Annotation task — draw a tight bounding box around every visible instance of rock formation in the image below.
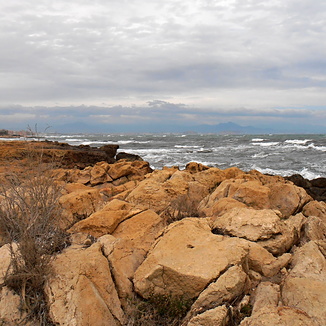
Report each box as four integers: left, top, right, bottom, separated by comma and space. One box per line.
0, 142, 325, 325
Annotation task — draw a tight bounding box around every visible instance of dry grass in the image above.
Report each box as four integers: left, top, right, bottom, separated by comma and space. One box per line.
161, 194, 200, 225
0, 148, 69, 325
126, 294, 193, 326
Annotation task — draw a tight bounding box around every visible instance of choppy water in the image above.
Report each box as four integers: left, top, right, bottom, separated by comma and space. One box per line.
12, 133, 326, 179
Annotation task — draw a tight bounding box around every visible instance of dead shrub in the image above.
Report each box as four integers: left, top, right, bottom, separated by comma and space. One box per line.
0, 149, 69, 325
126, 294, 193, 326
161, 194, 200, 224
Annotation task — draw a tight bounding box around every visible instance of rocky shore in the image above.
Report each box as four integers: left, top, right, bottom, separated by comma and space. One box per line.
0, 140, 325, 325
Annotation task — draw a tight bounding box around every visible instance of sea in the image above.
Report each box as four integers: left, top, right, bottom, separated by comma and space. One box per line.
6, 133, 326, 180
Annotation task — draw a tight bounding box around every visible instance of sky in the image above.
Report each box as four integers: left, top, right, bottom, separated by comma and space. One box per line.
0, 0, 326, 133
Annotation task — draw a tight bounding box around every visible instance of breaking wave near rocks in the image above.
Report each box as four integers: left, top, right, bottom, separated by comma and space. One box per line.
42, 133, 325, 180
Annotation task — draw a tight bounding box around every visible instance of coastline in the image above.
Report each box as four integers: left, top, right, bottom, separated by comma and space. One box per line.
0, 139, 325, 325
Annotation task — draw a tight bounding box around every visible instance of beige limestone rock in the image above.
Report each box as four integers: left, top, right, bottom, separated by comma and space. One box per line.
200, 176, 311, 218
191, 167, 227, 192
90, 162, 112, 185
211, 207, 282, 241
185, 162, 209, 174
97, 209, 165, 301
126, 169, 176, 212
281, 241, 326, 325
75, 166, 91, 184
46, 243, 125, 326
64, 182, 92, 194
301, 216, 326, 242
0, 244, 12, 283
251, 282, 280, 315
190, 265, 248, 314
240, 306, 318, 326
303, 200, 326, 223
59, 187, 104, 222
240, 281, 318, 326
68, 199, 143, 237
247, 242, 291, 277
257, 213, 305, 255
268, 183, 311, 218
108, 160, 151, 180
133, 218, 249, 299
201, 197, 247, 218
112, 209, 165, 251
0, 287, 25, 325
187, 305, 229, 326
99, 236, 147, 302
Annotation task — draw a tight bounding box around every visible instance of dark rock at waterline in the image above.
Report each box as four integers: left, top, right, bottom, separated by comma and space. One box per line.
41, 141, 119, 168
116, 152, 143, 162
285, 174, 326, 202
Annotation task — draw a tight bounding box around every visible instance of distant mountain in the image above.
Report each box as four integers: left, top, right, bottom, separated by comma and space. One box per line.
192, 122, 266, 134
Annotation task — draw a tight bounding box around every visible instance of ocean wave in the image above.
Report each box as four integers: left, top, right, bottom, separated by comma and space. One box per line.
174, 145, 200, 148
251, 165, 321, 180
299, 168, 321, 180
252, 142, 280, 147
308, 143, 326, 151
251, 138, 265, 142
284, 139, 312, 145
252, 152, 269, 158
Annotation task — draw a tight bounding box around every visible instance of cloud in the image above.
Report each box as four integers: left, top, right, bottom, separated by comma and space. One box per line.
0, 0, 325, 131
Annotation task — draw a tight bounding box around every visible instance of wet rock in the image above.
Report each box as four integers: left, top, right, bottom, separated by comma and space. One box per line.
116, 152, 143, 161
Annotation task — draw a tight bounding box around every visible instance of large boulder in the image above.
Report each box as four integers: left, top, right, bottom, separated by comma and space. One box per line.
210, 207, 283, 242
68, 199, 143, 237
281, 240, 326, 325
240, 282, 318, 326
59, 186, 104, 223
187, 305, 229, 326
108, 160, 152, 181
256, 213, 305, 255
46, 243, 125, 326
302, 200, 326, 223
133, 218, 250, 300
189, 265, 248, 315
200, 177, 311, 218
0, 287, 26, 325
98, 209, 165, 301
210, 208, 306, 255
247, 242, 291, 277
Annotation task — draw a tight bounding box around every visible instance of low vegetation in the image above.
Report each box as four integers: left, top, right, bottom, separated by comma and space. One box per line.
0, 150, 69, 325
126, 294, 193, 326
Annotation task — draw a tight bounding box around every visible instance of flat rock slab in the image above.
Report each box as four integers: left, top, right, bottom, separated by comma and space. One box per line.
133, 218, 250, 299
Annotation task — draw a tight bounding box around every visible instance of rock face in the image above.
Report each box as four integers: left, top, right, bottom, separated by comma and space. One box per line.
0, 148, 325, 326
281, 241, 326, 325
46, 243, 125, 326
286, 174, 326, 202
133, 218, 250, 299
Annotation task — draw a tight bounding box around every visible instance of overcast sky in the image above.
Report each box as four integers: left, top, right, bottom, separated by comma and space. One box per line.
1, 0, 326, 132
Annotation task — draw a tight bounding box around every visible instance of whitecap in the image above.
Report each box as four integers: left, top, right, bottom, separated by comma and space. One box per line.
252, 142, 279, 147
251, 138, 265, 142
300, 168, 321, 180
308, 143, 326, 152
284, 139, 311, 145
252, 152, 268, 158
174, 145, 200, 148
